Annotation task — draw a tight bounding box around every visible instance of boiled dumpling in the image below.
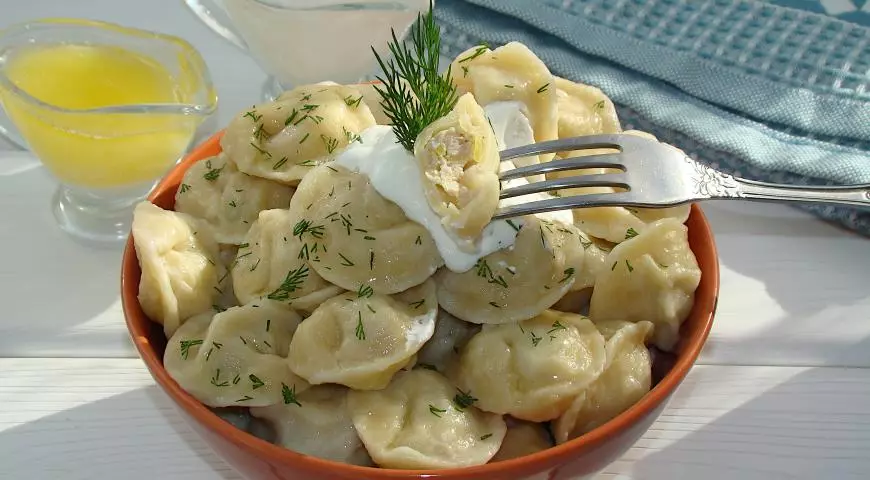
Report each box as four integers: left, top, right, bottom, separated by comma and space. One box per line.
415, 309, 481, 372
250, 384, 373, 466
553, 321, 653, 443
231, 208, 343, 314
589, 218, 701, 351
174, 153, 295, 244
351, 81, 393, 125
434, 215, 577, 324
554, 76, 621, 138
221, 84, 376, 185
448, 310, 606, 422
133, 201, 224, 338
451, 41, 558, 164
414, 92, 500, 245
490, 418, 553, 462
347, 368, 507, 469
555, 222, 612, 291
164, 300, 309, 407
288, 163, 444, 294
287, 279, 437, 390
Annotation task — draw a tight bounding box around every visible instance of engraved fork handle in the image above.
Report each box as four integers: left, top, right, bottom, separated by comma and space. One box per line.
727, 177, 870, 208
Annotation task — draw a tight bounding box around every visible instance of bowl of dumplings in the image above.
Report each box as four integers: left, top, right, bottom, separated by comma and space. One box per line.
122, 41, 719, 480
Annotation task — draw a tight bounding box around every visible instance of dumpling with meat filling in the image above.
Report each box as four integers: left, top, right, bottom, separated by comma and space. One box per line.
348, 368, 507, 469
287, 280, 437, 390
589, 218, 701, 351
451, 41, 558, 166
288, 163, 443, 294
448, 310, 606, 422
435, 216, 580, 324
231, 208, 343, 314
250, 385, 373, 466
132, 201, 224, 338
164, 300, 309, 407
553, 320, 654, 443
414, 92, 500, 247
221, 83, 376, 185
491, 418, 554, 462
174, 153, 295, 245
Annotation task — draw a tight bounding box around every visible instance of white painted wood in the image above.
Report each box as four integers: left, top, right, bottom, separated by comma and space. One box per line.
1, 359, 868, 479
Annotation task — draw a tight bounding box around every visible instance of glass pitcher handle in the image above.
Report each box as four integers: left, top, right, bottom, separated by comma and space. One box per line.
183, 0, 248, 52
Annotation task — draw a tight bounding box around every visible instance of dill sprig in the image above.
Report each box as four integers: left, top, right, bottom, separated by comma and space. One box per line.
371, 1, 458, 152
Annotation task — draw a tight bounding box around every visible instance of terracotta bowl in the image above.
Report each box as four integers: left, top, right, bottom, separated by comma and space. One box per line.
121, 131, 719, 480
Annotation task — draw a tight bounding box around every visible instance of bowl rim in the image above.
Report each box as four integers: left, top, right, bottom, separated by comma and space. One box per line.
122, 130, 719, 478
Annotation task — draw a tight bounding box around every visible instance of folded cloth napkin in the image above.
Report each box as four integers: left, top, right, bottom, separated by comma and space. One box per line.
434, 0, 870, 236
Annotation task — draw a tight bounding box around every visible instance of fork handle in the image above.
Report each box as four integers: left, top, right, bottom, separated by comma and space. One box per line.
728, 177, 870, 208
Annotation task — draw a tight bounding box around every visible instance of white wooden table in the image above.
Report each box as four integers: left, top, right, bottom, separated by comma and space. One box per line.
2, 1, 869, 479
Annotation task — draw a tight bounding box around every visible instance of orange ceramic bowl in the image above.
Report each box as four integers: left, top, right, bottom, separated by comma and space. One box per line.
122, 131, 719, 480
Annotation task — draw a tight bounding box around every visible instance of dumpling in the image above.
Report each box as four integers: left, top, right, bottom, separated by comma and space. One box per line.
221, 83, 376, 185
434, 215, 577, 324
231, 208, 343, 314
545, 220, 610, 292
132, 201, 224, 338
351, 81, 392, 125
589, 218, 701, 351
347, 368, 507, 469
250, 385, 373, 466
448, 310, 606, 422
553, 321, 653, 443
288, 163, 443, 294
490, 418, 553, 462
287, 279, 437, 390
174, 153, 295, 244
413, 93, 500, 245
164, 300, 309, 407
451, 41, 558, 163
415, 309, 481, 372
554, 76, 621, 138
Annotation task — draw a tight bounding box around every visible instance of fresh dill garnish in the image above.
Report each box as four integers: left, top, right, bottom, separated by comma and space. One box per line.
475, 259, 508, 288
266, 266, 309, 301
344, 95, 363, 108
594, 100, 605, 110
371, 2, 458, 152
428, 404, 447, 417
210, 368, 229, 387
298, 132, 310, 144
626, 259, 634, 272
367, 304, 377, 313
364, 235, 376, 241
232, 374, 241, 385
243, 109, 262, 122
452, 389, 478, 410
266, 319, 271, 332
321, 134, 339, 154
338, 253, 354, 267
537, 83, 550, 93
505, 219, 521, 232
369, 251, 375, 270
253, 123, 268, 141
611, 261, 618, 271
239, 243, 249, 249
293, 219, 324, 240
415, 235, 422, 245
281, 383, 302, 407
249, 374, 265, 389
179, 183, 191, 194
236, 395, 254, 402
203, 165, 223, 181
504, 84, 514, 89
355, 311, 366, 340
228, 200, 238, 208
409, 299, 425, 309
457, 44, 489, 63
250, 142, 272, 158
530, 331, 542, 347
179, 339, 203, 360
272, 156, 289, 170
625, 227, 639, 239
480, 433, 493, 440
358, 284, 374, 298
488, 301, 502, 308
284, 108, 299, 126
547, 321, 567, 335
558, 268, 575, 283
212, 304, 226, 313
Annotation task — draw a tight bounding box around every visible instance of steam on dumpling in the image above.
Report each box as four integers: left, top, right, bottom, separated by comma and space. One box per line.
413, 92, 500, 246
415, 309, 481, 372
133, 201, 224, 338
174, 153, 295, 245
553, 321, 653, 443
347, 368, 507, 469
451, 41, 558, 164
448, 310, 606, 422
287, 280, 437, 390
221, 84, 376, 185
589, 218, 701, 351
231, 209, 343, 314
491, 418, 554, 462
288, 163, 444, 294
250, 385, 373, 466
434, 216, 578, 324
164, 301, 309, 407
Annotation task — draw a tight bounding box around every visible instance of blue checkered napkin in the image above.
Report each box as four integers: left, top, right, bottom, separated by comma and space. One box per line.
434, 0, 870, 235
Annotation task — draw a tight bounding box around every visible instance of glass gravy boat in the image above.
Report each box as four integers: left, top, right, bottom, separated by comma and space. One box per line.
0, 18, 217, 245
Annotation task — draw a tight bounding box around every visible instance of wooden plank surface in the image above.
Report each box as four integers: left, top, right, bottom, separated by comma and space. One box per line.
1, 359, 867, 480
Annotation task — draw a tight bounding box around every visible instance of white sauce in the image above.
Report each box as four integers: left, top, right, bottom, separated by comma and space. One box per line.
334, 125, 519, 273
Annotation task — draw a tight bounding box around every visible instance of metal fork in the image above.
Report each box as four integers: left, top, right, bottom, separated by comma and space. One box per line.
494, 134, 870, 220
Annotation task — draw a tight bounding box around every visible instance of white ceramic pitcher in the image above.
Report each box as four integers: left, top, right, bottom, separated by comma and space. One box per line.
184, 0, 430, 100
